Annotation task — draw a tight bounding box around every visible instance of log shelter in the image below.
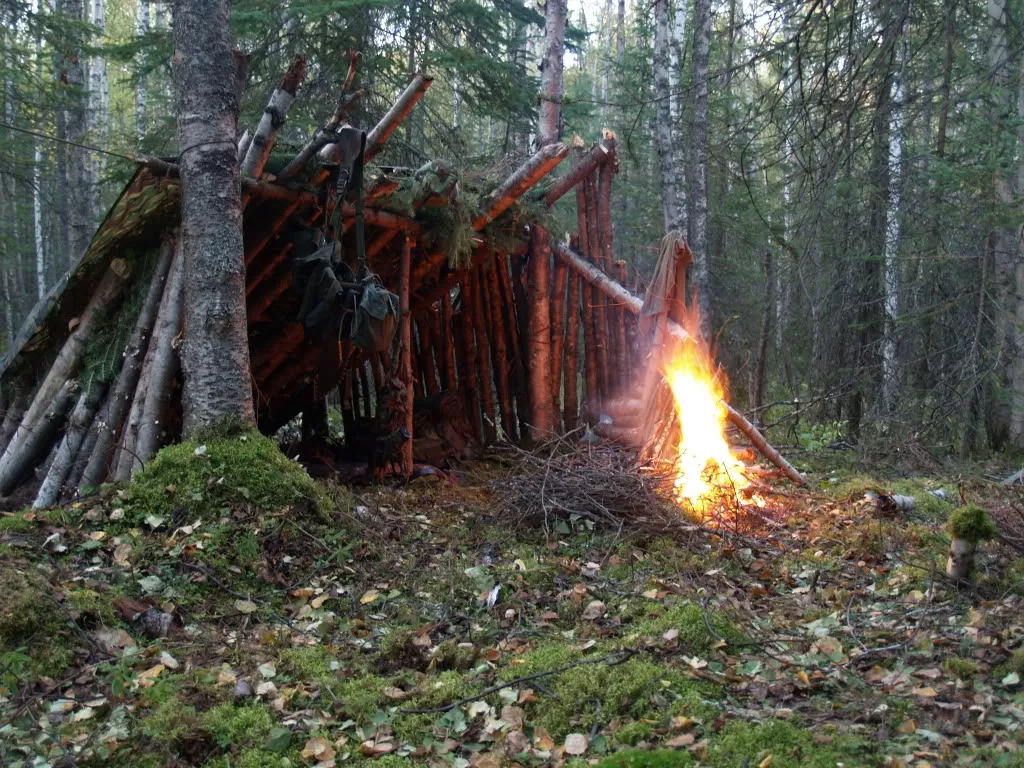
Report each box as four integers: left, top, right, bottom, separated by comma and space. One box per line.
0, 63, 801, 509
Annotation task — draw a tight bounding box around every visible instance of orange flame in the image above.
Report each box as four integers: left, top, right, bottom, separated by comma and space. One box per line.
660, 311, 752, 518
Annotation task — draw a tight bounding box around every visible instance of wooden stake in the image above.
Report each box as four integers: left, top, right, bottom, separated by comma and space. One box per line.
458, 276, 484, 443
598, 141, 621, 392
563, 265, 581, 430
0, 259, 133, 493
416, 318, 440, 397
549, 261, 568, 430
584, 173, 612, 399
527, 228, 554, 439
471, 266, 498, 444
508, 253, 533, 439
440, 295, 456, 392
399, 235, 414, 477
614, 261, 631, 392
484, 262, 517, 442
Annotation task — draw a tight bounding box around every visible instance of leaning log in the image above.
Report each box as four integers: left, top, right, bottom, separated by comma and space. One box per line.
366, 74, 433, 162
114, 244, 187, 480
0, 391, 27, 457
240, 54, 307, 179
79, 236, 176, 490
0, 259, 133, 493
0, 379, 76, 497
542, 141, 610, 207
484, 262, 517, 443
33, 381, 107, 508
473, 143, 568, 231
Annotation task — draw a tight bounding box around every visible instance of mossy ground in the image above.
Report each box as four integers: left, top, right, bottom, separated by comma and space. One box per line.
2, 448, 1024, 766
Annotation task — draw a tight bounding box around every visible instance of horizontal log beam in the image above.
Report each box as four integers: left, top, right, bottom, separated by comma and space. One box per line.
136, 156, 319, 206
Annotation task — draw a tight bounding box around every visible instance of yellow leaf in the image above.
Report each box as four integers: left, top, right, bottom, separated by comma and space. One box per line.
758, 757, 775, 768
912, 687, 938, 697
896, 719, 917, 734
301, 737, 335, 761
310, 594, 330, 609
360, 589, 380, 605
533, 726, 555, 751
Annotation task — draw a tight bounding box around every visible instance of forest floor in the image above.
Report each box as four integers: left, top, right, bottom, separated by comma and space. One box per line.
1, 439, 1024, 768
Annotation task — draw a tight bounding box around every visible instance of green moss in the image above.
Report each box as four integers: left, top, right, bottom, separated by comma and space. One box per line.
632, 602, 741, 653
0, 562, 56, 645
203, 747, 300, 768
332, 673, 389, 721
405, 669, 476, 711
0, 512, 34, 534
597, 750, 696, 768
995, 650, 1024, 680
614, 721, 656, 746
944, 657, 979, 680
126, 431, 329, 521
949, 505, 999, 542
201, 703, 274, 748
498, 641, 581, 680
140, 697, 201, 743
531, 658, 710, 739
278, 645, 335, 685
707, 720, 873, 768
65, 588, 119, 626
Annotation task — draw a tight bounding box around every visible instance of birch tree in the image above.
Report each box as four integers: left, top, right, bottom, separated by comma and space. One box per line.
653, 0, 683, 235
688, 0, 712, 331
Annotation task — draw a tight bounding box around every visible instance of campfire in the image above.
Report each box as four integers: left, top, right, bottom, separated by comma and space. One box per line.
661, 316, 756, 518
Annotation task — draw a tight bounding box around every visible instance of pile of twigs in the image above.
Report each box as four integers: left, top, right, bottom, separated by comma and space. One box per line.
491, 433, 696, 535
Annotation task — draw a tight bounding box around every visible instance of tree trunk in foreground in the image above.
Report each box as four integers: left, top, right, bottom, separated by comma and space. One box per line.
538, 0, 566, 147
688, 0, 713, 336
172, 0, 255, 435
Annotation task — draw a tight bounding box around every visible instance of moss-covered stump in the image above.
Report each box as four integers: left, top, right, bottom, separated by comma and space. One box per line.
124, 430, 329, 523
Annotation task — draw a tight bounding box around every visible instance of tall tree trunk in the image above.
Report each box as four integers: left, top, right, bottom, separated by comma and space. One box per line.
1009, 48, 1024, 444
538, 0, 566, 147
985, 0, 1016, 448
653, 0, 683, 235
34, 0, 47, 299
687, 0, 712, 334
88, 0, 107, 225
881, 16, 907, 417
56, 0, 93, 268
137, 0, 149, 141
172, 0, 255, 434
670, 0, 688, 221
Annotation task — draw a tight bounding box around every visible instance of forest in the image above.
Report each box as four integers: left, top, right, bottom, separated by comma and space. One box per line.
2, 0, 1024, 767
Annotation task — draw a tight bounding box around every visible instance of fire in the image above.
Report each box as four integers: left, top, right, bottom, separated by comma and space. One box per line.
660, 317, 753, 518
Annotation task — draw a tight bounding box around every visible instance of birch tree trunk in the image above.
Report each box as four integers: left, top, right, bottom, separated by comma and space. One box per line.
687, 0, 712, 333
172, 0, 255, 434
136, 0, 149, 141
1009, 48, 1024, 445
33, 0, 46, 299
881, 20, 907, 417
87, 0, 107, 225
653, 0, 683, 235
537, 0, 566, 147
670, 0, 689, 221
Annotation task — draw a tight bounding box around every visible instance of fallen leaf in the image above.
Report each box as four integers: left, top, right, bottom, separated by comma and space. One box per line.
301, 737, 336, 761
581, 600, 606, 620
358, 739, 395, 756
159, 651, 179, 669
666, 733, 695, 747
564, 733, 588, 755
258, 662, 276, 679
310, 594, 330, 609
383, 686, 410, 700
896, 719, 917, 734
360, 589, 380, 605
136, 664, 164, 688
234, 599, 258, 614
912, 687, 938, 697
533, 726, 555, 750
501, 705, 525, 730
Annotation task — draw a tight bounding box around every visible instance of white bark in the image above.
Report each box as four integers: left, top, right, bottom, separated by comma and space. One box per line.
1010, 44, 1024, 443
88, 0, 107, 224
136, 0, 149, 141
453, 29, 462, 129
653, 0, 683, 235
33, 0, 46, 299
882, 25, 907, 416
688, 0, 712, 331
